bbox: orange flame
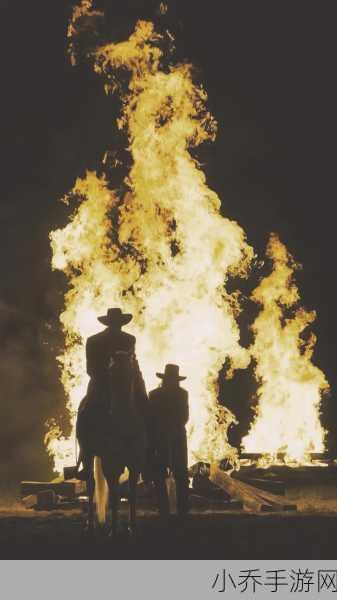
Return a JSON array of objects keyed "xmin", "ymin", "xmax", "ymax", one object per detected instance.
[
  {"xmin": 242, "ymin": 234, "xmax": 329, "ymax": 464},
  {"xmin": 46, "ymin": 15, "xmax": 254, "ymax": 473},
  {"xmin": 46, "ymin": 6, "xmax": 328, "ymax": 473}
]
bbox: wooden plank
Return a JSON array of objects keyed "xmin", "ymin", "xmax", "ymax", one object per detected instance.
[
  {"xmin": 232, "ymin": 474, "xmax": 285, "ymax": 495},
  {"xmin": 20, "ymin": 480, "xmax": 86, "ymax": 499},
  {"xmin": 189, "ymin": 494, "xmax": 243, "ymax": 512},
  {"xmin": 209, "ymin": 464, "xmax": 297, "ymax": 512},
  {"xmin": 261, "ymin": 503, "xmax": 297, "ymax": 512},
  {"xmin": 237, "ymin": 464, "xmax": 337, "ymax": 484},
  {"xmin": 210, "ymin": 465, "xmax": 263, "ymax": 511},
  {"xmin": 192, "ymin": 474, "xmax": 231, "ymax": 501},
  {"xmin": 209, "ymin": 499, "xmax": 243, "ymax": 511},
  {"xmin": 21, "ymin": 495, "xmax": 37, "ymax": 509},
  {"xmin": 36, "ymin": 490, "xmax": 58, "ymax": 510}
]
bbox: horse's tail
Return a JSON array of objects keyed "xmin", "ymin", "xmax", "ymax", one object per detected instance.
[{"xmin": 94, "ymin": 457, "xmax": 109, "ymax": 524}]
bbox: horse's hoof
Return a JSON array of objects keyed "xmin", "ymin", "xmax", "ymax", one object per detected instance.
[
  {"xmin": 127, "ymin": 524, "xmax": 139, "ymax": 537},
  {"xmin": 108, "ymin": 526, "xmax": 118, "ymax": 538},
  {"xmin": 82, "ymin": 521, "xmax": 95, "ymax": 538}
]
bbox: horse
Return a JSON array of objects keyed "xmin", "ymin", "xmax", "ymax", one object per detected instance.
[{"xmin": 76, "ymin": 350, "xmax": 148, "ymax": 535}]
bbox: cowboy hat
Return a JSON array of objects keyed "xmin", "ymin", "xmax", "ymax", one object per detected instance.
[
  {"xmin": 156, "ymin": 364, "xmax": 186, "ymax": 381},
  {"xmin": 97, "ymin": 308, "xmax": 133, "ymax": 327}
]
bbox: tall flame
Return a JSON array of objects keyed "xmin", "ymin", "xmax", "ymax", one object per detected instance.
[
  {"xmin": 47, "ymin": 5, "xmax": 328, "ymax": 473},
  {"xmin": 46, "ymin": 14, "xmax": 254, "ymax": 472},
  {"xmin": 242, "ymin": 234, "xmax": 329, "ymax": 463}
]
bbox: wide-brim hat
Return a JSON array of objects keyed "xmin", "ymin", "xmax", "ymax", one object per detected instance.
[
  {"xmin": 156, "ymin": 364, "xmax": 186, "ymax": 381},
  {"xmin": 98, "ymin": 308, "xmax": 133, "ymax": 327}
]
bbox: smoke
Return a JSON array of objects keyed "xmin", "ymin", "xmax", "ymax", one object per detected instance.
[{"xmin": 0, "ymin": 299, "xmax": 66, "ymax": 497}]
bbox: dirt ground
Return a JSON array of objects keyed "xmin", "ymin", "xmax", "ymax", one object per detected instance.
[{"xmin": 1, "ymin": 496, "xmax": 337, "ymax": 559}]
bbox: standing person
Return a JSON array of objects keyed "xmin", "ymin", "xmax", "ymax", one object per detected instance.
[{"xmin": 149, "ymin": 364, "xmax": 189, "ymax": 517}]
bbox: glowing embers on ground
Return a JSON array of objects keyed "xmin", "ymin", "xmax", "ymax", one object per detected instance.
[{"xmin": 242, "ymin": 235, "xmax": 329, "ymax": 465}]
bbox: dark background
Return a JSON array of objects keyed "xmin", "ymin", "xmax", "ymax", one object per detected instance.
[{"xmin": 1, "ymin": 1, "xmax": 336, "ymax": 492}]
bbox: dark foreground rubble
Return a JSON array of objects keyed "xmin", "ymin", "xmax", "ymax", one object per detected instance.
[
  {"xmin": 4, "ymin": 460, "xmax": 337, "ymax": 559},
  {"xmin": 1, "ymin": 505, "xmax": 337, "ymax": 559}
]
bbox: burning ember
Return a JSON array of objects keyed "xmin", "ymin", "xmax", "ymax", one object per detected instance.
[{"xmin": 45, "ymin": 2, "xmax": 329, "ymax": 473}]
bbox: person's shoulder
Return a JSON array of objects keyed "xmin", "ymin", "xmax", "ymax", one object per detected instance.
[
  {"xmin": 179, "ymin": 386, "xmax": 188, "ymax": 398},
  {"xmin": 149, "ymin": 387, "xmax": 162, "ymax": 400},
  {"xmin": 86, "ymin": 330, "xmax": 106, "ymax": 345},
  {"xmin": 121, "ymin": 331, "xmax": 136, "ymax": 346}
]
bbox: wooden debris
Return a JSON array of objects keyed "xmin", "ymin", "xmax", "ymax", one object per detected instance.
[
  {"xmin": 209, "ymin": 499, "xmax": 243, "ymax": 511},
  {"xmin": 21, "ymin": 495, "xmax": 37, "ymax": 509},
  {"xmin": 189, "ymin": 494, "xmax": 211, "ymax": 511},
  {"xmin": 36, "ymin": 490, "xmax": 57, "ymax": 510},
  {"xmin": 192, "ymin": 473, "xmax": 231, "ymax": 502},
  {"xmin": 209, "ymin": 463, "xmax": 297, "ymax": 512},
  {"xmin": 261, "ymin": 503, "xmax": 297, "ymax": 512},
  {"xmin": 20, "ymin": 479, "xmax": 86, "ymax": 499},
  {"xmin": 233, "ymin": 474, "xmax": 285, "ymax": 496},
  {"xmin": 190, "ymin": 465, "xmax": 243, "ymax": 510},
  {"xmin": 188, "ymin": 495, "xmax": 242, "ymax": 511},
  {"xmin": 57, "ymin": 497, "xmax": 84, "ymax": 510}
]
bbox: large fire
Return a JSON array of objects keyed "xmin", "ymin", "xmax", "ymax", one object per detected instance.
[
  {"xmin": 46, "ymin": 7, "xmax": 253, "ymax": 473},
  {"xmin": 46, "ymin": 2, "xmax": 328, "ymax": 473},
  {"xmin": 242, "ymin": 234, "xmax": 328, "ymax": 464}
]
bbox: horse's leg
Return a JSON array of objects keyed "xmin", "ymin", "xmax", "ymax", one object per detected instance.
[
  {"xmin": 101, "ymin": 455, "xmax": 120, "ymax": 536},
  {"xmin": 128, "ymin": 467, "xmax": 138, "ymax": 535},
  {"xmin": 155, "ymin": 468, "xmax": 170, "ymax": 518},
  {"xmin": 85, "ymin": 455, "xmax": 95, "ymax": 534},
  {"xmin": 107, "ymin": 473, "xmax": 120, "ymax": 536}
]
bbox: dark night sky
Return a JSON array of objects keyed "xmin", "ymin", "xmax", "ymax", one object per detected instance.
[{"xmin": 1, "ymin": 1, "xmax": 337, "ymax": 489}]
